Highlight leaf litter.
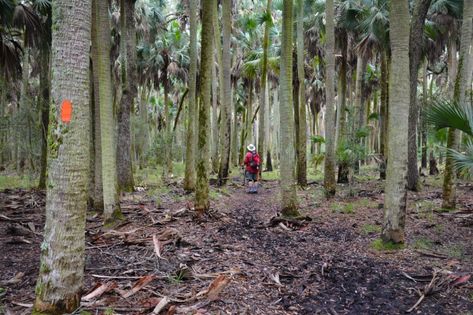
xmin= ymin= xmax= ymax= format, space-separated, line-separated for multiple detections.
xmin=0 ymin=177 xmax=472 ymax=314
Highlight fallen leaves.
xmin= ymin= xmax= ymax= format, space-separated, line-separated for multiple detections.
xmin=82 ymin=282 xmax=118 ymax=301
xmin=122 ymin=275 xmax=156 ymax=298
xmin=196 ymin=275 xmax=230 ymax=301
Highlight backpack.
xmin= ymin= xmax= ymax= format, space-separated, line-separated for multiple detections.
xmin=249 ymin=152 xmax=258 ymax=168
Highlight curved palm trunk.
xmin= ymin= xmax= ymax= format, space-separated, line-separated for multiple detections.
xmin=443 ymin=1 xmax=473 ymax=209
xmin=117 ymin=0 xmax=136 ymax=192
xmin=382 ymin=0 xmax=410 ymax=244
xmin=279 ymin=0 xmax=299 ymax=216
xmin=38 ymin=45 xmax=51 ymax=189
xmin=96 ymin=0 xmax=122 ymax=224
xmin=406 ymin=0 xmax=432 ymax=191
xmin=195 ymin=0 xmax=215 ymax=213
xmin=258 ymin=0 xmax=272 ymax=178
xmin=323 ymin=0 xmax=336 ymax=196
xmin=184 ymin=0 xmax=198 ymax=191
xmin=217 ymin=0 xmax=232 ymax=186
xmin=296 ymin=0 xmax=307 ymax=187
xmin=211 ymin=58 xmax=219 ymax=173
xmin=33 ymin=0 xmax=91 ymax=312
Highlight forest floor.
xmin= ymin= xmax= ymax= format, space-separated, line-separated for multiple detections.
xmin=1 ymin=169 xmax=473 ymax=314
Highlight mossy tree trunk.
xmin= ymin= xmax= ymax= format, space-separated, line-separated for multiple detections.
xmin=38 ymin=6 xmax=52 ymax=190
xmin=117 ymin=0 xmax=136 ymax=192
xmin=442 ymin=1 xmax=473 ymax=210
xmin=406 ymin=0 xmax=432 ymax=191
xmin=279 ymin=0 xmax=299 ymax=217
xmin=381 ymin=0 xmax=410 ymax=244
xmin=296 ymin=0 xmax=307 ymax=187
xmin=91 ymin=3 xmax=104 ymax=211
xmin=217 ymin=0 xmax=232 ymax=186
xmin=184 ymin=0 xmax=198 ymax=191
xmin=195 ymin=0 xmax=215 ymax=213
xmin=33 ymin=0 xmax=91 ymax=312
xmin=323 ymin=0 xmax=336 ymax=196
xmin=95 ymin=0 xmax=122 ymax=224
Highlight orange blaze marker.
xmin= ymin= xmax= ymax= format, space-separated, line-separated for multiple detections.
xmin=61 ymin=99 xmax=73 ymax=123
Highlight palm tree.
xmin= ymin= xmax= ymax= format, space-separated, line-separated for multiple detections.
xmin=279 ymin=0 xmax=299 ymax=216
xmin=184 ymin=0 xmax=198 ymax=191
xmin=442 ymin=0 xmax=473 ymax=209
xmin=195 ymin=0 xmax=215 ymax=213
xmin=406 ymin=0 xmax=433 ymax=191
xmin=117 ymin=0 xmax=137 ymax=192
xmin=257 ymin=0 xmax=272 ymax=178
xmin=33 ymin=0 xmax=91 ymax=312
xmin=323 ymin=0 xmax=336 ymax=196
xmin=296 ymin=0 xmax=307 ymax=187
xmin=94 ymin=0 xmax=122 ymax=224
xmin=217 ymin=0 xmax=232 ymax=186
xmin=382 ymin=0 xmax=410 ymax=244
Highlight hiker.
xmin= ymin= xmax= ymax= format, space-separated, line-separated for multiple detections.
xmin=243 ymin=144 xmax=260 ymax=194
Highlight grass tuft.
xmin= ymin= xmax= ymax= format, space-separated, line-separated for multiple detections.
xmin=371 ymin=239 xmax=405 ymax=251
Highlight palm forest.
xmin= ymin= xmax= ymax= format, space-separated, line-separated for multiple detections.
xmin=1 ymin=0 xmax=473 ymax=314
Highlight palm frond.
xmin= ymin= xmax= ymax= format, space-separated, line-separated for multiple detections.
xmin=447 ymin=139 xmax=473 ymax=179
xmin=425 ymin=98 xmax=473 ymax=136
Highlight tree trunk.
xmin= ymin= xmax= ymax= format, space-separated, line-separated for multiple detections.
xmin=184 ymin=0 xmax=198 ymax=191
xmin=117 ymin=0 xmax=136 ymax=192
xmin=421 ymin=60 xmax=428 ymax=170
xmin=195 ymin=0 xmax=215 ymax=213
xmin=91 ymin=5 xmax=104 ymax=211
xmin=382 ymin=0 xmax=410 ymax=244
xmin=407 ymin=0 xmax=432 ymax=191
xmin=279 ymin=0 xmax=299 ymax=216
xmin=323 ymin=0 xmax=336 ymax=196
xmin=379 ymin=51 xmax=389 ymax=179
xmin=443 ymin=1 xmax=473 ymax=209
xmin=38 ymin=7 xmax=52 ymax=189
xmin=95 ymin=0 xmax=122 ymax=224
xmin=217 ymin=0 xmax=232 ymax=186
xmin=33 ymin=0 xmax=91 ymax=312
xmin=258 ymin=0 xmax=272 ymax=179
xmin=211 ymin=56 xmax=219 ymax=173
xmin=337 ymin=31 xmax=348 ymax=183
xmin=296 ymin=0 xmax=307 ymax=186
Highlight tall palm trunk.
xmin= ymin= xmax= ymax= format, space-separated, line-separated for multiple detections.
xmin=162 ymin=71 xmax=173 ymax=180
xmin=195 ymin=0 xmax=215 ymax=213
xmin=443 ymin=1 xmax=473 ymax=209
xmin=38 ymin=7 xmax=52 ymax=189
xmin=323 ymin=0 xmax=336 ymax=196
xmin=95 ymin=0 xmax=122 ymax=223
xmin=296 ymin=0 xmax=307 ymax=186
xmin=91 ymin=5 xmax=104 ymax=211
xmin=407 ymin=0 xmax=432 ymax=191
xmin=33 ymin=0 xmax=91 ymax=312
xmin=382 ymin=0 xmax=410 ymax=244
xmin=217 ymin=0 xmax=232 ymax=185
xmin=184 ymin=0 xmax=198 ymax=191
xmin=337 ymin=31 xmax=349 ymax=183
xmin=117 ymin=0 xmax=136 ymax=192
xmin=258 ymin=0 xmax=272 ymax=176
xmin=38 ymin=46 xmax=51 ymax=189
xmin=211 ymin=58 xmax=219 ymax=173
xmin=279 ymin=0 xmax=299 ymax=216
xmin=379 ymin=50 xmax=389 ymax=179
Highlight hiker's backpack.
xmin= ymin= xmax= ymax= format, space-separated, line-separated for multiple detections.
xmin=249 ymin=152 xmax=258 ymax=168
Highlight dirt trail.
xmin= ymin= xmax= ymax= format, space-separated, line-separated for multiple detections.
xmin=0 ymin=178 xmax=472 ymax=314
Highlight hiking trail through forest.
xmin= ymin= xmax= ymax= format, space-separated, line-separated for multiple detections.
xmin=1 ymin=174 xmax=473 ymax=314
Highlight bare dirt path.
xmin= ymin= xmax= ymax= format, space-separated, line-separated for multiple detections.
xmin=1 ymin=176 xmax=472 ymax=314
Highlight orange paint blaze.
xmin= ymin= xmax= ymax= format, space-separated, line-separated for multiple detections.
xmin=61 ymin=99 xmax=73 ymax=123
